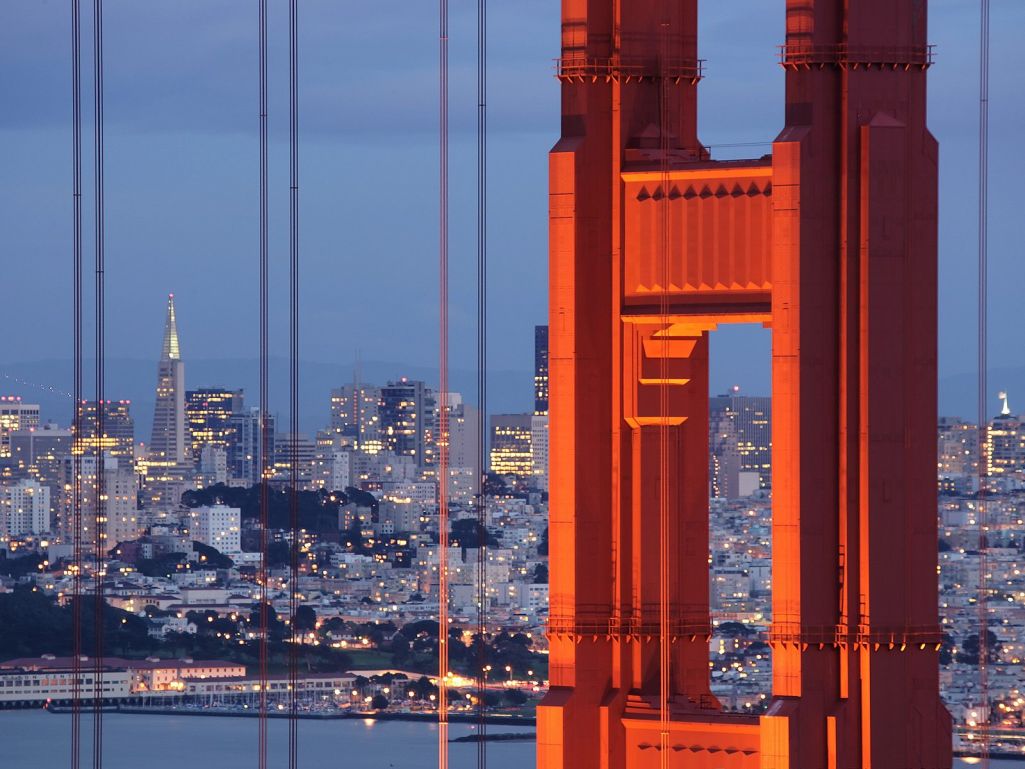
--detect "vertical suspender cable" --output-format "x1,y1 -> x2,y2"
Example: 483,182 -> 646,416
257,0 -> 270,765
91,2 -> 106,766
70,1 -> 84,765
657,17 -> 671,769
287,0 -> 300,765
976,0 -> 990,762
437,0 -> 450,764
475,0 -> 488,763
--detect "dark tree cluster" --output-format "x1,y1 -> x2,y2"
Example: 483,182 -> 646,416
0,588 -> 353,675
182,483 -> 360,535
0,585 -> 153,659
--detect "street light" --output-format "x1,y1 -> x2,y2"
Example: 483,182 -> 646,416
482,664 -> 492,714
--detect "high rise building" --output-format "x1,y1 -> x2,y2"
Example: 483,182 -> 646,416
985,392 -> 1024,479
0,397 -> 40,458
196,445 -> 228,487
60,455 -> 139,547
75,400 -> 135,465
143,295 -> 190,508
104,463 -> 142,545
148,294 -> 187,469
937,416 -> 978,478
709,388 -> 771,497
0,478 -> 51,536
531,414 -> 549,492
439,392 -> 479,476
489,414 -> 534,480
274,432 -> 317,488
185,387 -> 244,460
380,379 -> 436,468
7,424 -> 72,524
188,504 -> 241,556
534,325 -> 549,416
330,384 -> 383,452
8,424 -> 72,482
311,447 -> 352,492
226,408 -> 274,486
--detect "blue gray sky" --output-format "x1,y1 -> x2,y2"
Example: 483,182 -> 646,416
1,1 -> 1023,424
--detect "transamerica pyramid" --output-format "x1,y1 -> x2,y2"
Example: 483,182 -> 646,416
148,294 -> 186,468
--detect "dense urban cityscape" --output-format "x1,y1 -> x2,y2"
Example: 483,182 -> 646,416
0,295 -> 1020,755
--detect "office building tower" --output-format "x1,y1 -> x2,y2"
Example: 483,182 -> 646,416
104,463 -> 141,545
60,455 -> 140,547
226,408 -> 273,486
186,387 -> 244,460
0,397 -> 40,458
275,432 -> 316,487
709,415 -> 741,499
188,504 -> 241,556
8,424 -> 72,523
350,449 -> 417,487
380,379 -> 436,468
531,414 -> 549,492
985,392 -> 1024,479
534,325 -> 549,416
0,478 -> 51,536
330,384 -> 383,452
197,445 -> 228,487
142,294 -> 190,508
937,416 -> 978,478
148,294 -> 187,469
316,449 -> 352,492
439,393 -> 479,476
8,424 -> 72,483
489,413 -> 534,480
709,388 -> 771,497
76,400 -> 135,465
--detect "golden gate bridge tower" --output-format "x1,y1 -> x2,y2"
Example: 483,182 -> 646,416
541,0 -> 952,766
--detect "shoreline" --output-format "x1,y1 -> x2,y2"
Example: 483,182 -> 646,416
43,703 -> 537,727
954,752 -> 1025,763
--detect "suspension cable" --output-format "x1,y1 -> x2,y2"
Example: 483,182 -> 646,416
257,0 -> 270,765
976,0 -> 990,762
475,0 -> 488,763
437,0 -> 450,763
658,16 -> 671,769
91,2 -> 106,765
288,0 -> 301,764
70,0 -> 84,765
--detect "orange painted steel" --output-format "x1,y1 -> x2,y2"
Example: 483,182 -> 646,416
541,1 -> 951,767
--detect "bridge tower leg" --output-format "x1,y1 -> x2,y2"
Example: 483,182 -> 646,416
541,4 -> 705,768
766,1 -> 951,766
541,1 -> 951,767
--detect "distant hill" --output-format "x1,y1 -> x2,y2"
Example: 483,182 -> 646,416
0,357 -> 533,439
3,357 -> 1020,439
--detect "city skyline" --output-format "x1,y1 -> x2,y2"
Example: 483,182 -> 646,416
0,0 -> 1021,765
8,289 -> 1021,444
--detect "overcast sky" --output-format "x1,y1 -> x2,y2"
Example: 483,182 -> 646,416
1,1 -> 1022,415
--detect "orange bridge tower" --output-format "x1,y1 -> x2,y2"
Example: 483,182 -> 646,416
541,1 -> 952,767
